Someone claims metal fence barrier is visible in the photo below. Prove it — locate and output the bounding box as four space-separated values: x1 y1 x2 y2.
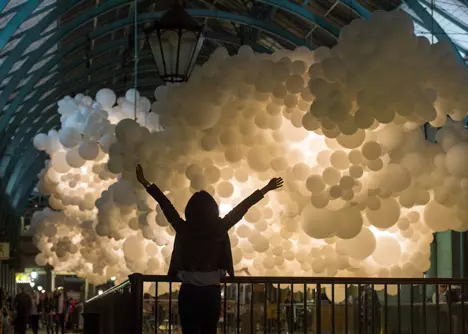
84 275 468 334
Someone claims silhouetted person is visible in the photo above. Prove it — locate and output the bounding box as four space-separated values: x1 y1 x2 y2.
54 289 66 334
360 285 381 334
136 164 283 334
14 287 31 334
43 292 55 334
29 291 40 334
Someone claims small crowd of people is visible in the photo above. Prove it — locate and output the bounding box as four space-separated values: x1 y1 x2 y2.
0 286 81 334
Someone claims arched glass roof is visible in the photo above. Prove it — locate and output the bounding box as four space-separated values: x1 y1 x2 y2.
0 0 467 219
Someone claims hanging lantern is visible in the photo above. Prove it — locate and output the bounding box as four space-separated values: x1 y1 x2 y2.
146 2 205 83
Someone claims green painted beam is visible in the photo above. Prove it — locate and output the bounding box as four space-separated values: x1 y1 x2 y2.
257 0 339 37
0 8 305 139
3 70 169 183
0 0 41 50
11 152 45 209
418 0 468 35
0 29 271 93
6 149 39 195
6 73 165 156
404 0 465 64
2 28 271 105
0 48 210 159
0 0 82 84
436 231 453 277
0 1 55 21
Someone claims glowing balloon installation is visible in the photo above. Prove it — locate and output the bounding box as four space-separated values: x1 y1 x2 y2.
31 11 468 284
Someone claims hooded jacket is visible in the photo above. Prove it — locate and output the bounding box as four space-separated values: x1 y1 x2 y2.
146 185 264 278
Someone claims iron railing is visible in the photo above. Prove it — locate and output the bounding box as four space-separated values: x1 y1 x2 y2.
84 275 468 334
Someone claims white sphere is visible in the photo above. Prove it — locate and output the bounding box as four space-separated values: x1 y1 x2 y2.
59 127 81 148
95 88 116 107
33 133 49 151
78 141 100 160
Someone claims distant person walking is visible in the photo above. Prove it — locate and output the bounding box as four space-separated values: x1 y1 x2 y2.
14 287 32 334
137 164 283 334
43 292 55 334
54 289 66 334
29 291 40 334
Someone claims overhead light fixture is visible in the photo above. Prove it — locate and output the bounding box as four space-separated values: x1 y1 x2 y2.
145 1 205 83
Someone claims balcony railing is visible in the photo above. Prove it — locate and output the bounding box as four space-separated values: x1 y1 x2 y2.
83 275 468 334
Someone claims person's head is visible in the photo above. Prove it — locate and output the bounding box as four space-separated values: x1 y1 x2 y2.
18 287 25 294
185 191 219 222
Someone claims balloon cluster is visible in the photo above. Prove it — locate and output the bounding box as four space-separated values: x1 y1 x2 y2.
31 11 468 287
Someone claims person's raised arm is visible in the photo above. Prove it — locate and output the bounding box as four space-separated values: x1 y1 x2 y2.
136 164 184 232
223 177 283 230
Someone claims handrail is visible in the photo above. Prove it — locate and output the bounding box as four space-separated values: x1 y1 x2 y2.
83 273 468 334
86 280 130 303
140 275 468 285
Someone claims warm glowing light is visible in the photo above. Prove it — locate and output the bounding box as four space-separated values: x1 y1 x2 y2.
30 10 468 285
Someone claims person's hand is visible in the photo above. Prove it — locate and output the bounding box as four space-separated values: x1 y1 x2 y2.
136 164 150 188
262 177 283 194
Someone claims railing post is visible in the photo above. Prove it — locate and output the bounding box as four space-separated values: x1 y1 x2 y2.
129 273 144 334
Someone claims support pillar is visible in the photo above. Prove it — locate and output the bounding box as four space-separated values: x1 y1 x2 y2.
45 265 52 292
436 231 453 277
51 271 56 291
84 278 89 301
460 232 466 278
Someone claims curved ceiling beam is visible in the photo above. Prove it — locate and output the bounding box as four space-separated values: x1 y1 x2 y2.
4 64 161 155
404 0 465 64
0 0 41 50
418 0 468 33
0 0 83 83
3 63 169 160
256 0 340 38
1 27 277 153
0 8 305 138
2 70 179 180
1 30 271 97
11 152 45 214
339 0 371 19
8 72 163 155
6 148 39 195
0 2 68 43
14 167 44 214
0 28 270 91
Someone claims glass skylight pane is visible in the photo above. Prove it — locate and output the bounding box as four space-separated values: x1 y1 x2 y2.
22 34 51 55
33 0 56 13
27 54 53 74
10 57 27 72
14 7 54 36
1 0 28 14
34 72 55 87
42 21 57 35
1 76 11 87
18 75 31 88
39 88 56 100
0 36 23 56
0 12 14 30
